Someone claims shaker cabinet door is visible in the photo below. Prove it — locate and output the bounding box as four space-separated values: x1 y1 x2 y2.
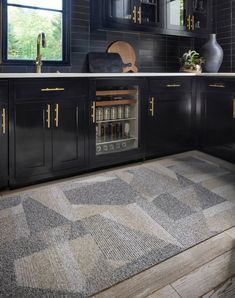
201 92 235 163
13 102 52 180
146 92 193 157
0 102 8 187
52 100 86 172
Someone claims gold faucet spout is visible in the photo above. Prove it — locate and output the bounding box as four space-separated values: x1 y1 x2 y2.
35 32 46 73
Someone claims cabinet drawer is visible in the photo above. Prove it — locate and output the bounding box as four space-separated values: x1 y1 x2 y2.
0 80 9 101
14 78 88 101
205 79 235 92
149 78 192 93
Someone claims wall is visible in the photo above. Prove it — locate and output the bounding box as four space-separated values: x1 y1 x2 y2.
0 0 199 73
210 0 234 72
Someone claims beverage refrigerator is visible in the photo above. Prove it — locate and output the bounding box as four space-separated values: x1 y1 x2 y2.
88 78 146 168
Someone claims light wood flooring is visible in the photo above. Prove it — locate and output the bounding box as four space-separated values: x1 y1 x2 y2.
93 227 235 298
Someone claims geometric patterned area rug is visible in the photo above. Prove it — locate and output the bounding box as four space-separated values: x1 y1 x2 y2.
0 152 235 297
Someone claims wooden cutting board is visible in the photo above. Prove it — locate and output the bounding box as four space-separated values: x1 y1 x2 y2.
107 41 138 73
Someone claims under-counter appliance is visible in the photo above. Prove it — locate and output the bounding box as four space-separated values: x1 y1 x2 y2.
89 78 145 168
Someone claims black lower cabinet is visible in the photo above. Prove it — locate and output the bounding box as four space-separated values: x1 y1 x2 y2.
9 79 88 187
0 81 9 188
146 79 193 158
200 91 235 163
52 100 86 172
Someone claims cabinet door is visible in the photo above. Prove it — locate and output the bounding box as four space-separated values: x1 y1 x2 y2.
52 100 86 172
0 102 8 187
137 0 161 27
146 93 192 157
190 0 211 33
13 102 51 181
166 0 190 31
89 78 145 169
202 93 235 163
105 0 135 25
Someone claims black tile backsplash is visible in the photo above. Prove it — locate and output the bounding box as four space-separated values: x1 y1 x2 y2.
0 0 232 73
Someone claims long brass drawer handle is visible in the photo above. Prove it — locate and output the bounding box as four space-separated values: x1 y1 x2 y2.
166 84 181 88
41 88 65 92
132 6 137 23
55 104 59 128
150 97 154 117
91 101 96 123
233 99 235 119
208 84 225 88
2 108 6 134
138 6 141 24
46 104 51 129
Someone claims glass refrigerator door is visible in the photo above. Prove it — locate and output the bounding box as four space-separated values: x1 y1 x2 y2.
95 85 139 156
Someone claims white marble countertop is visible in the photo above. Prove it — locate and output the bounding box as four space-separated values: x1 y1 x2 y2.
0 72 235 78
0 72 196 78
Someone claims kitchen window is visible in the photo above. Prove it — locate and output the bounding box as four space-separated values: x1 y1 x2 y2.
2 0 70 64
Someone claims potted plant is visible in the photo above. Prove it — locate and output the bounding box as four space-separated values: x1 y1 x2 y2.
180 50 204 73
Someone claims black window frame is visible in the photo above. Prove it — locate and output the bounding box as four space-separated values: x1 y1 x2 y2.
1 0 70 66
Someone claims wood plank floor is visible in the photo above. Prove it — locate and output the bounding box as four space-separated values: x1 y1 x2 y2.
93 227 235 298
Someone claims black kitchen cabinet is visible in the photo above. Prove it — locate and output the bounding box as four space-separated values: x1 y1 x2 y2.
166 0 211 35
88 78 146 169
91 0 211 36
146 78 193 158
190 0 211 34
200 80 235 163
92 0 163 33
0 81 8 188
52 99 86 172
9 79 88 187
166 0 190 32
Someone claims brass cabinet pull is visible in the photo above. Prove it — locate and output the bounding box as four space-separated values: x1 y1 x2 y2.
137 6 142 24
233 99 235 119
132 6 137 23
187 15 191 30
149 97 154 117
41 88 65 92
208 83 225 88
46 104 51 129
91 101 96 123
2 108 6 134
55 104 59 128
166 84 181 88
191 15 195 31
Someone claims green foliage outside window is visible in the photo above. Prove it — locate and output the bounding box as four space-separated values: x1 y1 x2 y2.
7 6 63 61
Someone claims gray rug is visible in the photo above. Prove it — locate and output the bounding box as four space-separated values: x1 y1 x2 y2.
1 153 235 297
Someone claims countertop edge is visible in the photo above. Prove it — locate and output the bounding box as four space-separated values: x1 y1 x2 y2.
0 72 235 78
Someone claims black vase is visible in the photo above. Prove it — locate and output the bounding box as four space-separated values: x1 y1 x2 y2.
201 34 224 73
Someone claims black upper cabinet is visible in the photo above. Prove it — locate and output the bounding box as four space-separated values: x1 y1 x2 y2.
92 0 163 33
0 81 8 188
92 0 211 36
9 79 88 187
166 0 212 35
166 0 189 31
